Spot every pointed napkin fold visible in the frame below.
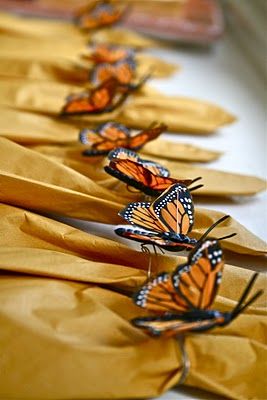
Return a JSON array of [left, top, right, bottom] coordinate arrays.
[[0, 77, 235, 134], [0, 34, 86, 61], [0, 208, 265, 400], [0, 106, 221, 162], [0, 11, 156, 48], [29, 142, 265, 197], [90, 27, 160, 48], [118, 85, 236, 134], [144, 155, 267, 197], [0, 202, 175, 273], [0, 11, 83, 39], [0, 52, 177, 83]]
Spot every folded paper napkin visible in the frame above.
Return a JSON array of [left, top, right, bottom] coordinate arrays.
[[0, 106, 221, 162], [0, 77, 235, 134], [30, 142, 265, 197], [0, 11, 157, 48], [0, 53, 178, 83], [0, 203, 266, 400], [0, 140, 266, 257]]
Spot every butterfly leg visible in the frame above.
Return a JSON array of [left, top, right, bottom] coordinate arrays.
[[126, 184, 141, 194], [140, 243, 152, 280], [176, 335, 191, 385], [143, 194, 153, 202]]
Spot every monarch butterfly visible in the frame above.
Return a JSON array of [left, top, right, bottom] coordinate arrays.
[[83, 43, 135, 64], [80, 122, 167, 156], [61, 76, 144, 116], [115, 183, 234, 252], [76, 1, 123, 30], [90, 58, 137, 86], [131, 240, 263, 337], [105, 148, 202, 196]]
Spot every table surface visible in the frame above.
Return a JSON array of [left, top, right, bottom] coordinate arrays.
[[56, 30, 266, 400]]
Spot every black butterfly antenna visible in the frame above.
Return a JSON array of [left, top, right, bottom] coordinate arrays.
[[230, 273, 263, 319], [188, 177, 203, 192], [196, 215, 237, 245], [147, 120, 168, 130], [130, 73, 151, 90]]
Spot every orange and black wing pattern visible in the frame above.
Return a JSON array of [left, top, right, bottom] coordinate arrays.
[[119, 201, 166, 232], [151, 183, 195, 234], [133, 272, 189, 314], [61, 78, 128, 116], [84, 44, 135, 64], [80, 122, 131, 156], [118, 183, 194, 233], [91, 58, 136, 86], [131, 240, 225, 337], [127, 123, 167, 151], [172, 239, 224, 309], [76, 2, 123, 30], [117, 183, 196, 251], [104, 158, 195, 196], [108, 147, 170, 177]]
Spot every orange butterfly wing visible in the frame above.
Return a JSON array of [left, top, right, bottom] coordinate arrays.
[[119, 183, 194, 235], [77, 2, 122, 30], [105, 159, 189, 196], [61, 92, 97, 115], [133, 272, 189, 314], [128, 123, 167, 150], [80, 122, 130, 155], [88, 44, 134, 64], [61, 78, 128, 116], [91, 59, 136, 86], [151, 183, 194, 234], [173, 240, 224, 309], [119, 201, 166, 232], [131, 240, 225, 337]]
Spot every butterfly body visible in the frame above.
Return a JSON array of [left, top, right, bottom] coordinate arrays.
[[115, 226, 197, 251], [80, 123, 166, 156], [132, 310, 229, 337], [131, 239, 262, 337]]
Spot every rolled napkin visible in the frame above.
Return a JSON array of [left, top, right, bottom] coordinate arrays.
[[0, 11, 156, 48], [0, 166, 266, 258], [0, 205, 265, 400], [0, 53, 178, 84], [0, 78, 235, 134], [0, 106, 221, 162], [27, 141, 265, 197]]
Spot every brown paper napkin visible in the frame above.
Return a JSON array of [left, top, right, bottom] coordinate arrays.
[[0, 204, 265, 400], [0, 77, 235, 134], [29, 142, 265, 197], [0, 34, 86, 61], [0, 153, 266, 257], [0, 11, 156, 48], [0, 10, 83, 38], [0, 53, 177, 83], [144, 155, 267, 197], [0, 106, 221, 162], [118, 85, 236, 134]]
